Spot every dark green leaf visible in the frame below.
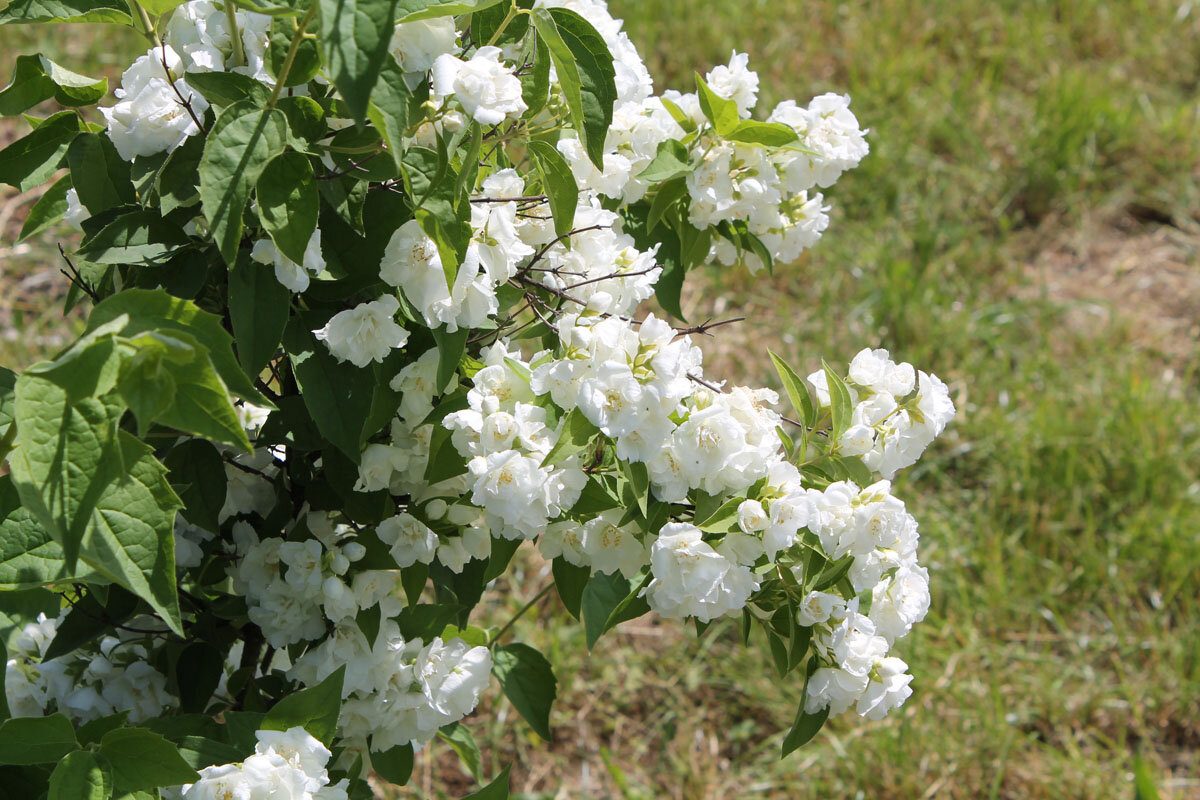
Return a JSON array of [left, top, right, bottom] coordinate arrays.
[[17, 173, 71, 240], [47, 747, 110, 800], [257, 152, 318, 265], [0, 0, 131, 23], [198, 100, 288, 265], [768, 349, 816, 428], [491, 643, 556, 741], [268, 16, 321, 87], [98, 727, 199, 792], [77, 209, 190, 264], [463, 764, 510, 799], [0, 474, 102, 589], [0, 110, 85, 191], [367, 56, 412, 171], [318, 0, 399, 121], [525, 139, 577, 238], [66, 132, 135, 214], [371, 742, 413, 785], [581, 571, 650, 649], [431, 325, 467, 395], [261, 664, 344, 745], [0, 54, 106, 115], [228, 252, 290, 376], [0, 714, 78, 765], [780, 705, 828, 757], [185, 69, 271, 108], [176, 642, 224, 713], [437, 722, 482, 783], [551, 557, 588, 619], [541, 407, 598, 467]]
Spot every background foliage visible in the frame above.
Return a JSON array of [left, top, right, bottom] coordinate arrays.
[[0, 0, 1197, 797]]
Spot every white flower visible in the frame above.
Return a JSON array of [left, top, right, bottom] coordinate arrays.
[[848, 347, 915, 396], [704, 51, 759, 116], [644, 523, 759, 621], [354, 443, 411, 492], [828, 612, 888, 678], [580, 509, 646, 579], [430, 45, 527, 125], [250, 230, 325, 293], [376, 512, 439, 568], [389, 17, 457, 73], [856, 656, 913, 720], [380, 220, 497, 332], [254, 726, 332, 783], [868, 562, 930, 643], [805, 666, 868, 716], [314, 295, 409, 367], [795, 590, 845, 627], [63, 188, 88, 230], [102, 46, 210, 161], [736, 499, 768, 533]]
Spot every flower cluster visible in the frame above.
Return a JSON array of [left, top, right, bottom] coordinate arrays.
[[176, 727, 348, 799]]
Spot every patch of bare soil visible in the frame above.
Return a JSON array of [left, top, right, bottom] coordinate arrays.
[[1028, 213, 1200, 363]]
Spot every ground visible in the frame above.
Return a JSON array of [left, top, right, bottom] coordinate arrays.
[[1, 1, 1198, 797]]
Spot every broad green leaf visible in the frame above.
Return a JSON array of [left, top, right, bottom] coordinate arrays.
[[0, 110, 85, 191], [66, 133, 134, 217], [581, 571, 650, 649], [184, 70, 271, 108], [367, 56, 412, 171], [98, 727, 199, 792], [174, 736, 245, 769], [283, 318, 381, 462], [268, 16, 321, 87], [658, 95, 696, 134], [0, 54, 106, 114], [257, 151, 317, 265], [645, 175, 687, 233], [519, 34, 550, 118], [155, 133, 204, 216], [318, 0, 399, 121], [77, 209, 191, 264], [551, 557, 588, 619], [17, 173, 71, 240], [0, 714, 78, 764], [371, 742, 413, 785], [525, 139, 577, 238], [261, 665, 345, 745], [780, 705, 829, 757], [822, 361, 853, 443], [541, 407, 598, 467], [116, 338, 176, 434], [164, 439, 226, 533], [0, 475, 102, 589], [768, 350, 816, 427], [726, 119, 799, 147], [228, 254, 290, 376], [694, 496, 743, 533], [491, 643, 556, 741], [394, 0, 503, 22], [75, 712, 129, 745], [42, 585, 137, 660], [278, 96, 327, 146], [47, 749, 110, 800], [198, 100, 288, 265], [437, 722, 482, 783], [86, 288, 272, 406], [530, 8, 616, 169], [0, 0, 130, 23], [9, 376, 184, 634], [635, 139, 692, 182], [463, 764, 510, 800], [176, 642, 224, 713], [431, 325, 467, 396], [694, 72, 739, 137], [139, 0, 184, 12]]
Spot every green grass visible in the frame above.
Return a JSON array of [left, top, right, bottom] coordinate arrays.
[[2, 2, 1199, 797]]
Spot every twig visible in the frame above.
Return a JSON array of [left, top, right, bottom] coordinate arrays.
[[58, 245, 98, 303], [161, 43, 207, 135]]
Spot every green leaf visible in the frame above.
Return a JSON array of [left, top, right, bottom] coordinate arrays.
[[645, 176, 687, 233], [198, 100, 288, 265], [768, 349, 816, 427], [283, 317, 380, 462], [431, 325, 467, 395], [726, 119, 799, 147], [278, 96, 327, 146], [17, 173, 71, 241], [43, 586, 137, 660], [164, 439, 226, 533], [174, 736, 245, 769], [176, 642, 225, 714], [0, 54, 106, 115], [261, 664, 344, 746], [371, 742, 413, 785], [77, 209, 191, 264], [268, 16, 321, 87], [551, 556, 588, 619], [437, 722, 482, 783], [525, 139, 577, 238], [519, 34, 550, 118], [394, 0, 503, 22], [0, 474, 102, 589], [138, 0, 183, 12], [47, 746, 110, 800], [491, 643, 556, 741], [401, 145, 469, 289], [257, 151, 318, 266], [694, 72, 739, 137], [541, 407, 598, 468], [822, 360, 853, 443], [75, 712, 129, 746], [66, 132, 135, 214], [98, 727, 199, 792], [0, 110, 85, 191], [9, 374, 184, 634], [86, 288, 272, 406], [463, 764, 510, 800], [184, 70, 271, 108], [0, 0, 130, 23], [581, 571, 650, 649], [0, 714, 78, 765], [1133, 752, 1162, 800], [694, 495, 742, 533], [155, 133, 204, 216], [228, 254, 290, 376], [318, 0, 400, 121], [635, 139, 692, 182], [367, 56, 413, 171], [530, 7, 617, 169], [780, 705, 828, 757]]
